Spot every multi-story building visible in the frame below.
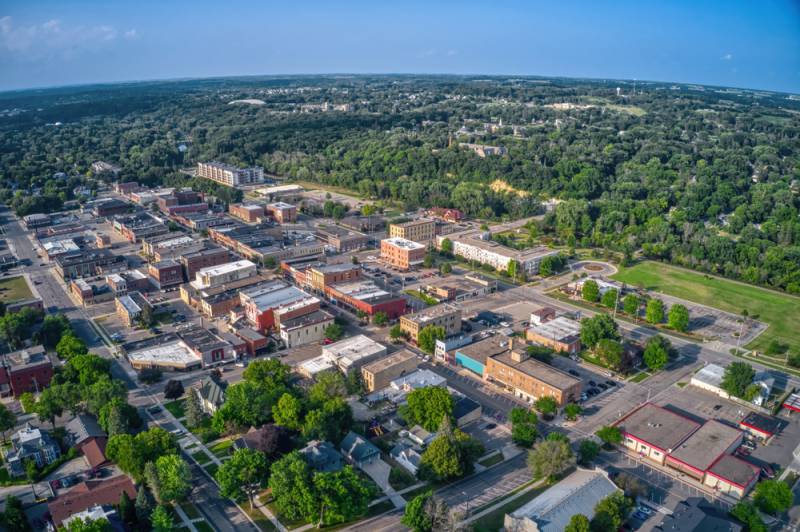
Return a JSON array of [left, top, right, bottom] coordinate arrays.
[[147, 259, 184, 289], [422, 273, 497, 303], [207, 225, 282, 260], [141, 234, 200, 261], [458, 142, 507, 157], [400, 303, 461, 343], [316, 224, 369, 252], [314, 335, 387, 375], [197, 161, 265, 187], [191, 260, 257, 290], [54, 249, 126, 280], [0, 346, 54, 397], [113, 213, 169, 243], [4, 423, 60, 477], [381, 237, 426, 270], [240, 281, 320, 332], [106, 270, 150, 295], [306, 264, 362, 292], [525, 316, 582, 354], [279, 310, 335, 348], [438, 230, 560, 276], [172, 212, 234, 231], [361, 350, 419, 393], [484, 340, 582, 406], [266, 202, 297, 224], [156, 190, 207, 216], [88, 198, 131, 218], [22, 213, 51, 229], [389, 218, 436, 243], [115, 291, 152, 327], [70, 279, 95, 305], [181, 276, 271, 318], [179, 245, 231, 282], [95, 233, 111, 248], [340, 215, 385, 233], [229, 203, 267, 223], [324, 280, 407, 319]]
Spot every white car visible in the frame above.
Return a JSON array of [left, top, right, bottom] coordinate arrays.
[[637, 506, 653, 516]]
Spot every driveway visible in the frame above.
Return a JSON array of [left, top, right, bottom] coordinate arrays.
[[360, 458, 406, 509]]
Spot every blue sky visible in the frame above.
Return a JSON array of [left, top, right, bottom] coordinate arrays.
[[1, 0, 798, 93]]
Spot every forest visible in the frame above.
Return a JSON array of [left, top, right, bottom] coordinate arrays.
[[0, 75, 798, 293]]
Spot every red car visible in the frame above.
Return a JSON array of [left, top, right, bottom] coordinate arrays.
[[735, 447, 751, 457]]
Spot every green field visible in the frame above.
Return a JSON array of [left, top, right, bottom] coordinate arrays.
[[612, 261, 800, 353], [0, 276, 33, 304]]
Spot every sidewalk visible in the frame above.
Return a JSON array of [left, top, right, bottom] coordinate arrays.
[[457, 478, 546, 525]]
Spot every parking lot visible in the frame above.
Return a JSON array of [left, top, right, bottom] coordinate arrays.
[[462, 417, 512, 452]]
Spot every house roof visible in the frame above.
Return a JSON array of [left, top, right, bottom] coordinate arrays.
[[197, 377, 225, 406], [654, 497, 742, 531], [65, 415, 106, 446], [299, 440, 344, 473], [340, 431, 380, 462], [80, 438, 108, 469], [48, 475, 136, 527]]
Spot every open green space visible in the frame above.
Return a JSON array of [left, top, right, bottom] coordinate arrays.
[[209, 439, 234, 457], [612, 261, 800, 354], [478, 453, 504, 468], [0, 276, 33, 303], [403, 289, 438, 306], [191, 450, 211, 466], [244, 506, 278, 532], [471, 481, 551, 532], [629, 371, 652, 383], [164, 399, 186, 419]]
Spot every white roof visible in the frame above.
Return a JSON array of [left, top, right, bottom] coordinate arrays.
[[323, 334, 386, 367], [383, 237, 425, 250], [390, 369, 446, 391], [527, 316, 581, 342], [268, 202, 295, 209], [691, 363, 726, 389], [43, 239, 79, 254], [258, 184, 304, 195], [298, 355, 335, 376], [153, 235, 194, 249], [197, 259, 256, 278], [126, 339, 201, 369]]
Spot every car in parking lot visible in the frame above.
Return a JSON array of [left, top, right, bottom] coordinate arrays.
[[586, 388, 598, 396], [636, 505, 653, 517], [632, 510, 649, 521], [735, 446, 751, 457], [713, 404, 723, 411], [760, 464, 775, 479], [147, 405, 162, 414], [568, 369, 580, 377], [589, 380, 597, 386], [484, 423, 496, 430], [741, 440, 757, 451], [597, 383, 608, 390], [605, 380, 616, 386], [580, 393, 588, 402]]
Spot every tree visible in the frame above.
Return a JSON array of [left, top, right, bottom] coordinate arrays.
[[527, 439, 575, 480], [302, 397, 353, 443], [721, 362, 755, 399], [417, 325, 445, 354], [372, 311, 388, 326], [402, 490, 434, 532], [2, 495, 31, 532], [564, 403, 582, 421], [622, 294, 640, 316], [273, 393, 303, 430], [254, 424, 293, 459], [216, 448, 269, 510], [596, 339, 624, 370], [34, 386, 64, 428], [99, 400, 128, 436], [601, 288, 618, 309], [154, 454, 191, 503], [134, 486, 154, 525], [242, 358, 291, 388], [596, 426, 622, 447], [507, 259, 519, 279], [389, 324, 405, 341], [56, 333, 88, 360], [144, 461, 163, 504], [118, 490, 137, 527], [643, 335, 671, 371], [268, 452, 319, 523], [730, 502, 767, 532], [420, 420, 484, 481], [38, 314, 71, 349], [613, 472, 648, 499], [309, 371, 348, 406], [324, 323, 344, 342], [591, 492, 632, 532], [534, 396, 558, 417], [511, 422, 538, 448], [64, 518, 113, 531], [314, 466, 374, 525], [150, 505, 174, 532], [440, 238, 453, 256], [645, 298, 665, 324], [565, 514, 591, 532], [163, 380, 184, 400], [527, 345, 553, 364], [439, 262, 452, 275], [580, 314, 619, 348], [0, 403, 16, 443], [107, 427, 178, 481], [19, 392, 35, 413], [405, 386, 454, 431], [581, 280, 600, 302], [753, 479, 793, 514], [667, 304, 690, 332], [578, 440, 600, 465], [423, 254, 434, 268], [184, 390, 203, 429]]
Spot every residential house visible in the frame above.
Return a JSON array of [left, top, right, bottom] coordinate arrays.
[[299, 441, 344, 473], [340, 431, 380, 467], [4, 423, 61, 477], [196, 377, 226, 415]]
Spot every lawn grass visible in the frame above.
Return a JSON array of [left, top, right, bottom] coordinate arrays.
[[0, 276, 33, 303], [191, 450, 211, 465], [194, 522, 215, 532], [208, 439, 234, 457], [179, 501, 201, 520], [164, 399, 186, 419], [264, 500, 310, 530], [400, 484, 432, 501], [244, 506, 278, 532], [204, 463, 218, 478], [478, 453, 505, 468], [612, 261, 800, 354], [470, 481, 551, 532], [629, 371, 651, 383]]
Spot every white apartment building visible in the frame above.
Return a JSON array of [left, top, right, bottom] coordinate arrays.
[[191, 260, 257, 289], [197, 162, 265, 187], [438, 230, 560, 275]]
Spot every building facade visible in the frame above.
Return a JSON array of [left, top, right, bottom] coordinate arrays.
[[399, 304, 462, 343], [381, 237, 426, 270], [197, 161, 265, 187], [389, 218, 436, 243]]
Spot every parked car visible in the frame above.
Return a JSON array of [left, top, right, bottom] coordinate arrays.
[[760, 465, 775, 479], [713, 404, 723, 411], [569, 369, 580, 377], [597, 383, 608, 390], [637, 506, 653, 517], [589, 380, 597, 386], [735, 447, 751, 457], [484, 423, 497, 430], [742, 440, 757, 451], [632, 511, 648, 521], [606, 380, 617, 386]]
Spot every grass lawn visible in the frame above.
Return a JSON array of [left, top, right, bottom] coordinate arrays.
[[629, 371, 651, 383], [478, 453, 504, 468], [194, 522, 215, 532], [204, 463, 218, 478], [471, 482, 551, 532], [244, 506, 278, 532], [612, 261, 800, 354], [400, 484, 432, 501], [191, 450, 211, 465], [0, 276, 33, 303], [264, 500, 310, 530], [387, 464, 417, 491], [164, 399, 186, 419], [179, 501, 201, 520], [209, 439, 234, 457]]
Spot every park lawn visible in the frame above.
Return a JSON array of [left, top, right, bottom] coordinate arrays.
[[209, 439, 234, 457], [0, 276, 33, 303], [612, 261, 800, 354], [164, 399, 186, 419]]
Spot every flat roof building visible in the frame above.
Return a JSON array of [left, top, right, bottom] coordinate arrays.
[[438, 230, 559, 276], [389, 218, 436, 243], [400, 303, 461, 343], [381, 237, 426, 271], [615, 403, 702, 465], [279, 310, 335, 349], [316, 224, 369, 252], [361, 350, 419, 393], [665, 420, 743, 480], [192, 259, 257, 289], [325, 280, 407, 319], [266, 202, 297, 224], [197, 161, 264, 187], [526, 316, 582, 354], [322, 334, 387, 373], [704, 455, 760, 499]]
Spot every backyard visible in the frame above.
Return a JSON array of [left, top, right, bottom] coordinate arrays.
[[0, 276, 33, 304], [612, 261, 800, 354]]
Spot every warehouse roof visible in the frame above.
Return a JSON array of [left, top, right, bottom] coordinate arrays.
[[668, 420, 742, 472], [615, 403, 701, 453], [707, 455, 759, 489]]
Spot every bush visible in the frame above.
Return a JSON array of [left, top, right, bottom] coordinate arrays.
[[138, 368, 163, 384]]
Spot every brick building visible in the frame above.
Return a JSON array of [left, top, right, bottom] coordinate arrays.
[[147, 259, 184, 289], [180, 245, 231, 282], [400, 303, 461, 343], [266, 202, 297, 224], [229, 203, 267, 223], [389, 218, 436, 243], [380, 237, 426, 270], [0, 346, 54, 397]]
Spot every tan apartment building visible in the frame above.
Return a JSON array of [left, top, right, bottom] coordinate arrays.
[[400, 303, 461, 343], [197, 161, 264, 187], [380, 237, 426, 271], [389, 218, 436, 243], [361, 350, 419, 393], [307, 264, 362, 293]]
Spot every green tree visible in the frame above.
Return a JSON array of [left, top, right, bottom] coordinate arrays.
[[721, 362, 755, 399], [420, 420, 483, 481], [268, 452, 319, 523], [106, 427, 177, 481], [596, 339, 624, 370], [591, 492, 632, 532], [308, 371, 348, 406], [389, 324, 405, 341], [534, 396, 558, 417], [38, 314, 71, 349], [184, 389, 203, 429], [34, 386, 64, 428], [439, 262, 452, 275], [581, 280, 600, 302], [134, 487, 154, 525], [372, 311, 389, 326], [643, 335, 671, 371], [314, 466, 374, 525], [645, 298, 665, 324], [730, 502, 767, 532], [0, 403, 16, 443], [527, 439, 575, 480], [302, 397, 353, 443], [511, 422, 538, 448], [216, 448, 269, 510], [564, 403, 582, 421], [510, 407, 537, 425], [56, 333, 88, 360], [63, 517, 112, 531], [579, 314, 619, 348], [2, 495, 31, 532], [154, 454, 191, 503], [324, 323, 344, 342], [578, 440, 600, 465], [565, 514, 591, 532], [440, 238, 453, 256], [601, 288, 618, 309], [423, 254, 434, 268], [19, 392, 35, 413], [596, 426, 622, 447], [622, 294, 640, 316], [273, 392, 304, 430], [417, 324, 445, 354], [668, 304, 690, 332], [242, 358, 290, 388], [118, 490, 137, 527], [150, 505, 174, 532], [507, 259, 519, 279], [401, 490, 434, 532], [404, 386, 454, 431], [753, 479, 793, 514]]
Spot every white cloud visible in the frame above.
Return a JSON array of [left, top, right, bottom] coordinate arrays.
[[446, 49, 458, 56], [0, 16, 133, 60], [721, 53, 733, 61]]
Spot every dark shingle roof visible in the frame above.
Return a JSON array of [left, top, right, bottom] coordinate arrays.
[[65, 415, 106, 446]]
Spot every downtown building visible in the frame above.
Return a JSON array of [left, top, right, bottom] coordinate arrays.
[[197, 161, 265, 187], [437, 229, 560, 276]]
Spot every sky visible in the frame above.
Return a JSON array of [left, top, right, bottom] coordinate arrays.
[[1, 0, 799, 93]]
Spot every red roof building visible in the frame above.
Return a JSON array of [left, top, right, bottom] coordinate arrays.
[[48, 475, 136, 528]]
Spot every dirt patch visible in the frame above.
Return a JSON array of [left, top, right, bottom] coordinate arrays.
[[584, 264, 604, 272], [490, 179, 529, 198]]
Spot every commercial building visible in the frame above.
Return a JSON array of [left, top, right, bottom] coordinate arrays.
[[739, 412, 782, 441], [180, 244, 231, 282], [454, 335, 509, 377], [361, 350, 419, 393], [240, 281, 319, 332], [665, 420, 743, 480], [424, 207, 464, 223], [147, 259, 184, 289], [340, 215, 385, 233], [325, 280, 407, 319], [423, 273, 497, 303], [257, 184, 304, 199], [0, 346, 54, 397], [141, 234, 199, 261], [23, 213, 51, 229], [390, 369, 446, 392], [485, 339, 582, 406], [316, 224, 369, 252], [504, 468, 620, 532], [381, 237, 426, 270], [113, 213, 169, 243], [157, 190, 207, 216], [321, 334, 387, 374], [54, 249, 126, 280], [400, 304, 461, 343], [306, 263, 362, 293], [704, 455, 760, 499], [95, 232, 111, 248], [181, 275, 271, 318], [267, 202, 297, 224], [437, 230, 560, 275], [235, 328, 270, 356], [124, 328, 234, 370], [207, 224, 282, 260], [279, 310, 335, 348], [42, 238, 80, 260], [690, 364, 729, 399], [615, 403, 702, 466], [197, 161, 265, 187], [105, 270, 150, 296], [115, 291, 152, 327], [454, 396, 482, 427], [172, 212, 234, 231], [525, 316, 582, 354], [389, 218, 436, 243], [191, 259, 257, 289], [88, 198, 130, 218], [229, 203, 267, 223]]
